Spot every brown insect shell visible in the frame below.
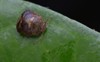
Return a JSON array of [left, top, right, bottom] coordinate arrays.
[[16, 10, 46, 36]]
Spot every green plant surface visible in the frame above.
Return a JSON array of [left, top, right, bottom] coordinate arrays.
[[0, 0, 100, 62]]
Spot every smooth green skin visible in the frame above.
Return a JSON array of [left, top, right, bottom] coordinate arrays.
[[0, 0, 100, 62]]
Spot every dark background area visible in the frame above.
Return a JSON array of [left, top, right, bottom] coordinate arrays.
[[26, 0, 100, 32]]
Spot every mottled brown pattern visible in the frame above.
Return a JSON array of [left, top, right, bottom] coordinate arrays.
[[16, 10, 46, 37]]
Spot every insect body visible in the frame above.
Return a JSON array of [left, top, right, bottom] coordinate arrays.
[[16, 10, 46, 36]]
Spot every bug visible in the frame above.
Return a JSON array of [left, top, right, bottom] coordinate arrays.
[[16, 10, 46, 37]]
